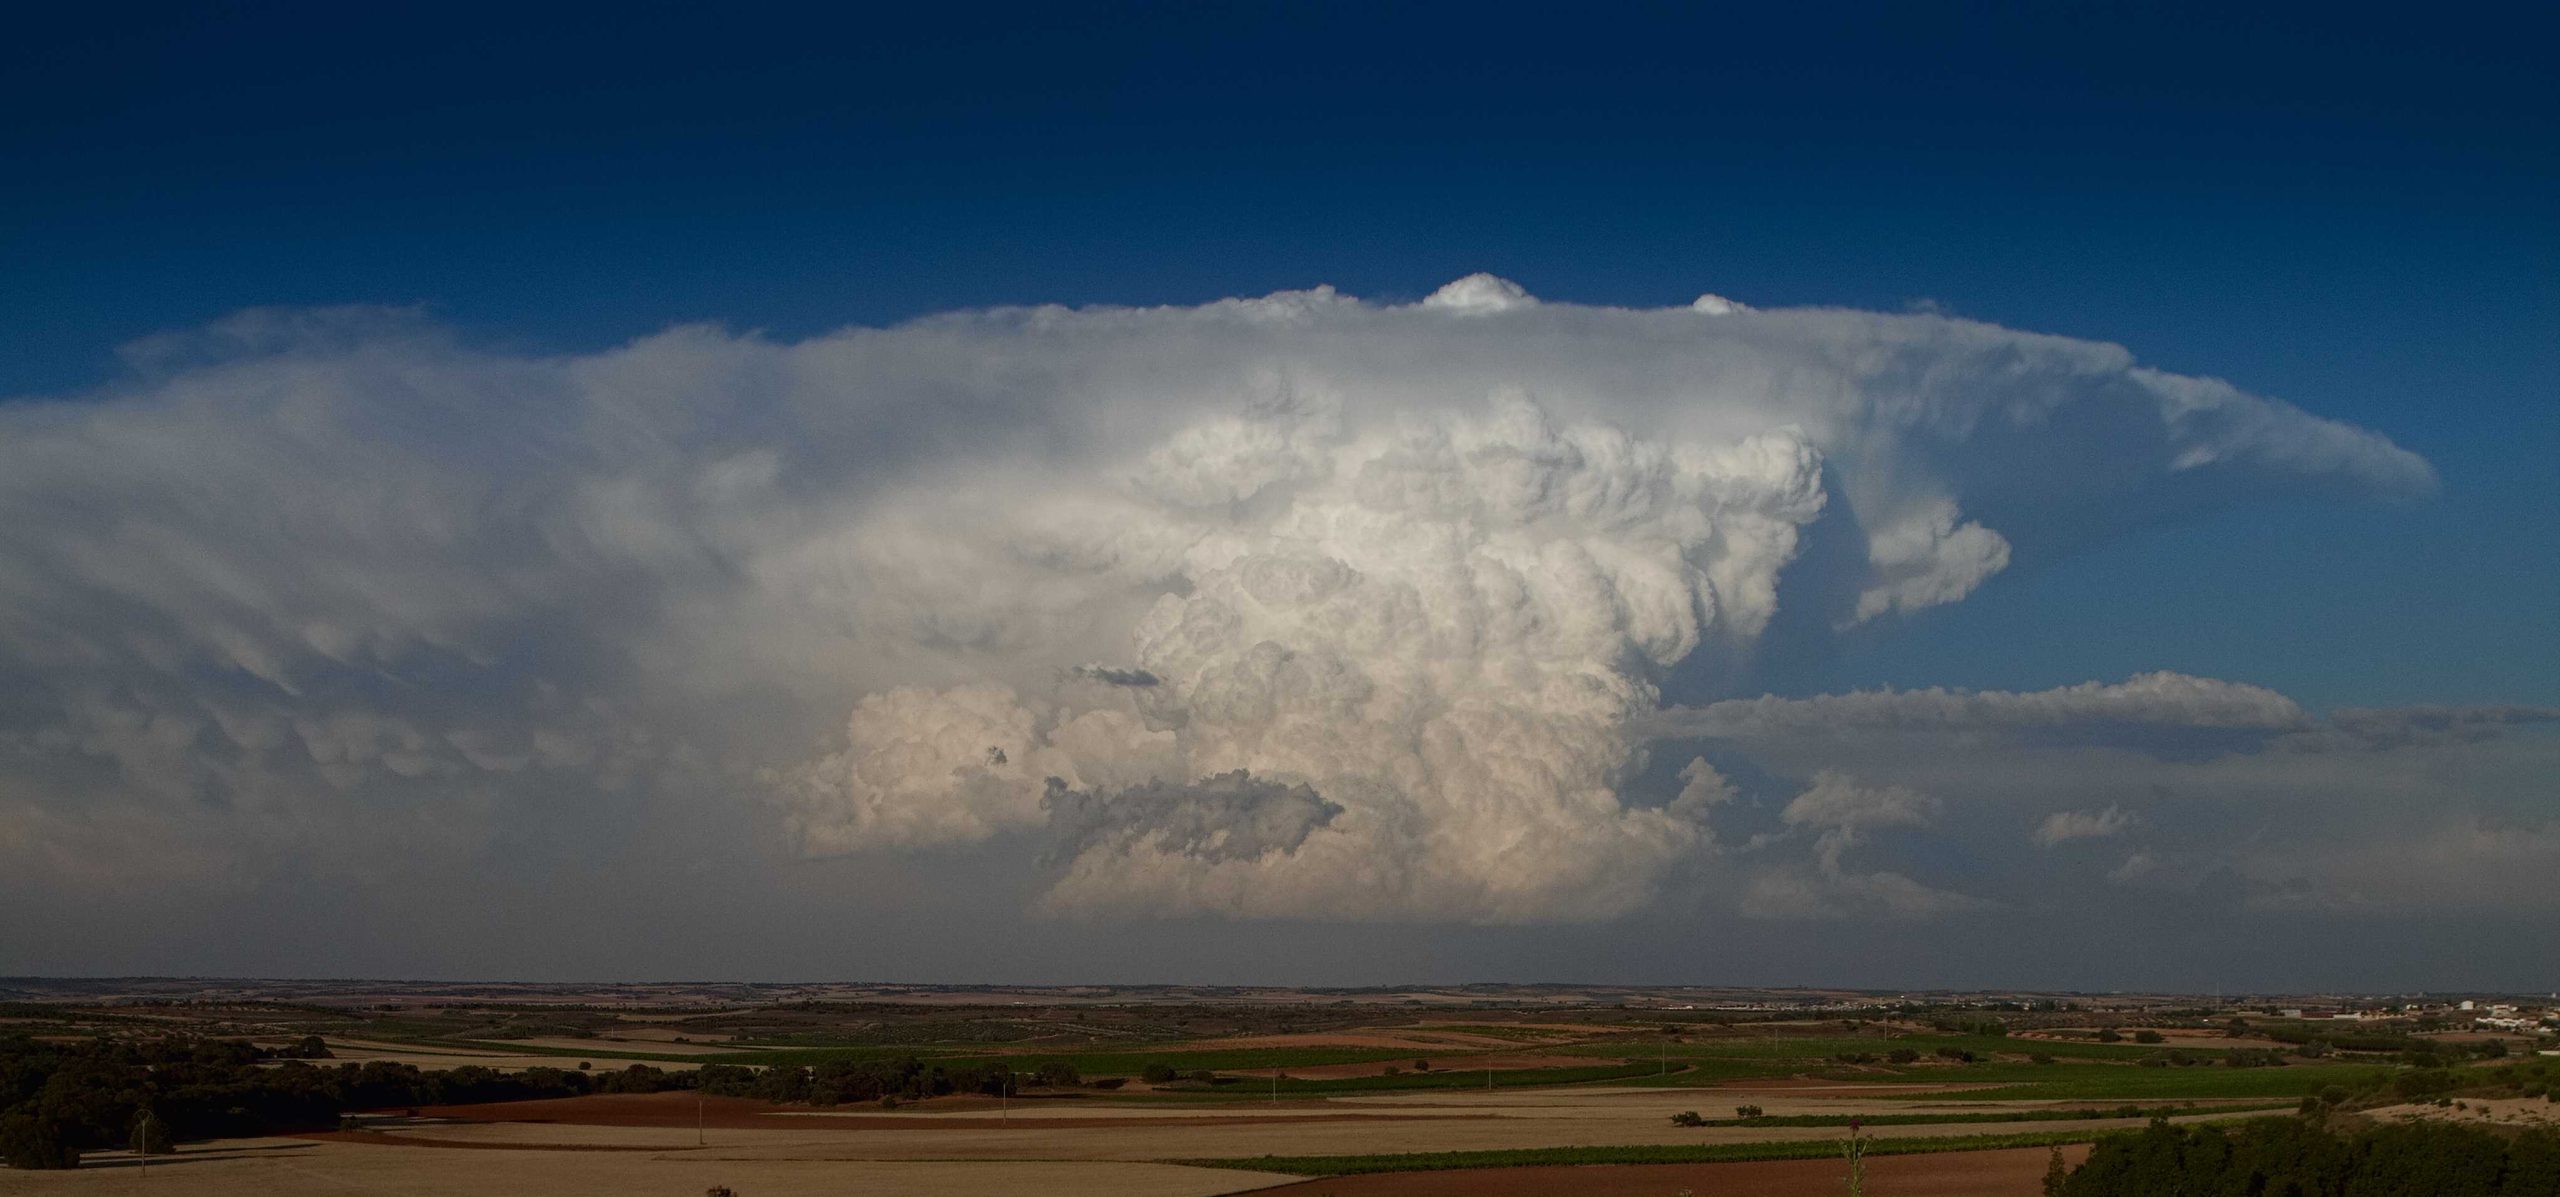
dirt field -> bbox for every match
[313,1086,2207,1163]
[1250,1144,2093,1196]
[2364,1096,2559,1129]
[0,1139,1291,1197]
[2,1084,2218,1196]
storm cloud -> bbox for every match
[0,278,2451,930]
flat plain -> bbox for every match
[2,980,2550,1196]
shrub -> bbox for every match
[1032,1061,1080,1088]
[1669,1110,1705,1127]
[1887,1048,1919,1064]
[2096,1028,2123,1043]
[2133,1030,2165,1044]
[1734,1105,1764,1118]
[0,1113,78,1170]
[1140,1063,1177,1084]
[2391,1068,2457,1100]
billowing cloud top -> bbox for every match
[0,278,2443,925]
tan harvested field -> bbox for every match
[0,1139,1293,1197]
[310,1087,2203,1162]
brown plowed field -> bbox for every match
[1252,1143,2091,1196]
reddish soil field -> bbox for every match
[396,1091,1486,1133]
[1253,1144,2092,1196]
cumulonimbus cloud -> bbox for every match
[0,278,2436,922]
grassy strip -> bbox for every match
[1879,1064,2393,1102]
[705,1044,1431,1072]
[1696,1103,2294,1128]
[361,1037,725,1065]
[1559,1032,2227,1064]
[1176,1128,2132,1176]
[1255,1062,1661,1094]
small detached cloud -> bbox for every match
[2034,806,2136,848]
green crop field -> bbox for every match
[1562,1031,2232,1064]
[1172,1126,2244,1177]
[1258,1062,1661,1093]
[1882,1062,2394,1101]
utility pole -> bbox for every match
[696,1086,704,1147]
[1001,1069,1010,1123]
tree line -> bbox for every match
[0,1032,1101,1169]
[2051,1116,2559,1197]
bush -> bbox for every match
[1734,1105,1764,1119]
[1413,1059,1430,1071]
[1669,1110,1705,1127]
[0,1113,78,1170]
[2096,1028,2123,1043]
[1887,1048,1919,1064]
[1140,1063,1177,1084]
[1032,1061,1080,1088]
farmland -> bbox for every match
[2,979,2552,1195]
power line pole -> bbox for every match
[696,1086,705,1147]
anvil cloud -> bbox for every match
[0,278,2448,926]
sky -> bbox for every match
[0,2,2553,991]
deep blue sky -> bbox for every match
[6,1,2553,709]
